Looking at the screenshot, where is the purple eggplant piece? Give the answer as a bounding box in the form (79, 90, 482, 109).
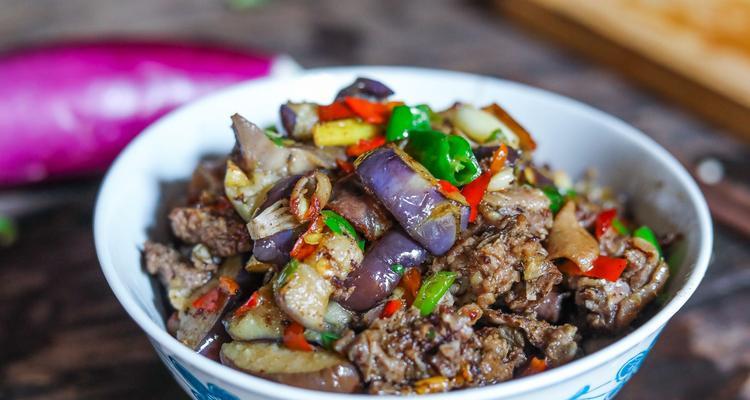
(327, 176, 393, 241)
(355, 145, 468, 255)
(252, 175, 304, 264)
(339, 229, 427, 311)
(194, 266, 258, 361)
(257, 175, 301, 210)
(279, 104, 296, 136)
(335, 77, 394, 101)
(196, 322, 231, 362)
(252, 229, 299, 265)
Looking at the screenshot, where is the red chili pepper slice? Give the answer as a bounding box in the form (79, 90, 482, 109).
(218, 276, 240, 295)
(595, 208, 617, 239)
(399, 267, 422, 306)
(191, 287, 225, 313)
(290, 239, 316, 260)
(336, 159, 355, 174)
(283, 321, 314, 352)
(380, 299, 403, 319)
(460, 172, 491, 222)
(290, 217, 323, 260)
(346, 136, 387, 157)
(490, 143, 508, 174)
(520, 357, 548, 377)
(317, 101, 355, 121)
(343, 97, 389, 124)
(233, 290, 261, 317)
(558, 256, 628, 282)
(437, 179, 459, 195)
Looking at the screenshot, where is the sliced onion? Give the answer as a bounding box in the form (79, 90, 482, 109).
(246, 199, 299, 240)
(488, 167, 515, 192)
(290, 171, 332, 223)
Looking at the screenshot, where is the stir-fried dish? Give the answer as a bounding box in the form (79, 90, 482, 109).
(144, 78, 674, 394)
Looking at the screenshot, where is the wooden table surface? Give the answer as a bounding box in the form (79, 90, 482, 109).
(0, 1, 748, 399)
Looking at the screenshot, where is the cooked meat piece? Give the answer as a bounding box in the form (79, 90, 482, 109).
(479, 186, 553, 239)
(598, 228, 629, 257)
(569, 237, 670, 332)
(327, 177, 393, 241)
(502, 255, 562, 314)
(484, 310, 580, 367)
(169, 206, 251, 257)
(432, 217, 560, 312)
(143, 241, 212, 310)
(568, 277, 630, 331)
(341, 306, 476, 394)
(534, 289, 568, 324)
(432, 230, 519, 308)
(342, 307, 473, 390)
(340, 305, 528, 394)
(572, 192, 603, 230)
(187, 157, 226, 203)
(471, 326, 527, 385)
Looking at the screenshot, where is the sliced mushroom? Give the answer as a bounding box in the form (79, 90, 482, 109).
(547, 201, 599, 271)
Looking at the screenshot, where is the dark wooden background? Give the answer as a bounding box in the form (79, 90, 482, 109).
(0, 1, 748, 399)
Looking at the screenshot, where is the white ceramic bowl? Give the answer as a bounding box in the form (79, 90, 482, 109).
(94, 67, 712, 400)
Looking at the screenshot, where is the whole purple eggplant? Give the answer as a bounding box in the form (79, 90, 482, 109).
(252, 175, 303, 265)
(0, 41, 293, 187)
(339, 229, 427, 311)
(355, 145, 469, 255)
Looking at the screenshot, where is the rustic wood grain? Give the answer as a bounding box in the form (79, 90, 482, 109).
(0, 0, 748, 399)
(495, 0, 750, 144)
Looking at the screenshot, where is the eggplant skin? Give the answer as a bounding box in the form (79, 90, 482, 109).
(220, 341, 362, 393)
(179, 258, 257, 362)
(252, 175, 303, 264)
(257, 175, 301, 211)
(340, 229, 427, 311)
(252, 229, 298, 265)
(195, 325, 230, 362)
(279, 104, 296, 136)
(355, 145, 468, 255)
(335, 77, 393, 101)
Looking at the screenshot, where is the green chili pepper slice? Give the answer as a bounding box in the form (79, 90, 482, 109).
(321, 210, 365, 250)
(264, 129, 285, 147)
(386, 105, 431, 142)
(612, 218, 631, 236)
(634, 226, 662, 257)
(541, 186, 564, 214)
(404, 130, 480, 186)
(413, 271, 457, 317)
(320, 331, 340, 350)
(390, 264, 405, 276)
(274, 259, 299, 290)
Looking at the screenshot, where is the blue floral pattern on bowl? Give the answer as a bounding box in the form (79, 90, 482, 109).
(567, 336, 658, 400)
(168, 356, 239, 400)
(162, 334, 658, 400)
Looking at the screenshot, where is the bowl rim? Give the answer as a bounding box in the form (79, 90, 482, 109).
(94, 66, 713, 399)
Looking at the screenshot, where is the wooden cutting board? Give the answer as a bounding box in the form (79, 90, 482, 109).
(494, 0, 750, 143)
